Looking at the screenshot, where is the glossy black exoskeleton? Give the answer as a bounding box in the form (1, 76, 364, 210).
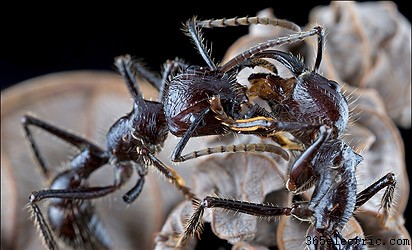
(129, 16, 325, 163)
(180, 21, 397, 249)
(23, 55, 193, 250)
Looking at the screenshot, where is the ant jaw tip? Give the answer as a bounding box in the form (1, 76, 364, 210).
(122, 195, 134, 204)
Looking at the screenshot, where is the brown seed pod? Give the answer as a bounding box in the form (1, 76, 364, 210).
(154, 134, 292, 249)
(192, 150, 290, 246)
(344, 85, 409, 219)
(1, 71, 194, 249)
(154, 201, 198, 250)
(309, 1, 411, 128)
(277, 216, 364, 250)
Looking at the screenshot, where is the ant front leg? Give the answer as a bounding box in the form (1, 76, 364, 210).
(21, 115, 108, 179)
(146, 150, 196, 200)
(171, 108, 211, 162)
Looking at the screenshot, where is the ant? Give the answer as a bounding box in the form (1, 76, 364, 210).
(176, 19, 397, 249)
(128, 16, 325, 164)
(23, 56, 194, 249)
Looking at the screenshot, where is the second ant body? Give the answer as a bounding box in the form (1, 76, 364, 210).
(176, 18, 397, 250)
(24, 56, 193, 249)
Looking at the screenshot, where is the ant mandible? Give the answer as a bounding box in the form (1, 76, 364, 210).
(23, 56, 194, 249)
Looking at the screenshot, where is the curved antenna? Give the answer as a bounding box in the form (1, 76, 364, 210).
(184, 18, 217, 70)
(220, 26, 323, 73)
(196, 16, 301, 32)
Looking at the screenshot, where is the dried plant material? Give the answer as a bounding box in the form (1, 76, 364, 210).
(231, 241, 270, 250)
(0, 71, 193, 250)
(340, 85, 409, 219)
(190, 142, 292, 247)
(357, 212, 411, 250)
(277, 216, 364, 250)
(154, 201, 197, 250)
(309, 1, 411, 128)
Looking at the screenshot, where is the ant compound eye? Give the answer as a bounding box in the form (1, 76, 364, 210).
(327, 80, 340, 92)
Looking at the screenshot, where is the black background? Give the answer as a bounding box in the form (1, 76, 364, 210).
(1, 1, 411, 247)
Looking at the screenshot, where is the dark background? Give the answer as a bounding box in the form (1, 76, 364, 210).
(1, 1, 410, 247)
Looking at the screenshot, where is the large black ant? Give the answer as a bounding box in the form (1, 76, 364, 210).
(23, 56, 194, 249)
(128, 16, 326, 163)
(176, 18, 397, 249)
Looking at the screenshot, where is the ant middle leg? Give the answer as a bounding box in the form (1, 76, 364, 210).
(21, 114, 108, 179)
(140, 149, 196, 200)
(171, 107, 211, 162)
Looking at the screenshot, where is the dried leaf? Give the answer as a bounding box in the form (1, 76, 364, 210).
(277, 216, 364, 250)
(191, 147, 291, 246)
(309, 1, 411, 128)
(154, 201, 197, 250)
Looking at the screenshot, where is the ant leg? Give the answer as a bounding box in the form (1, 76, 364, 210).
(30, 186, 119, 203)
(144, 151, 196, 200)
(185, 19, 216, 70)
(29, 203, 57, 250)
(287, 125, 332, 193)
(115, 55, 145, 100)
(122, 165, 147, 204)
(355, 173, 396, 223)
(120, 55, 163, 91)
(171, 108, 210, 162)
(21, 115, 107, 179)
(116, 55, 188, 101)
(178, 196, 309, 247)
